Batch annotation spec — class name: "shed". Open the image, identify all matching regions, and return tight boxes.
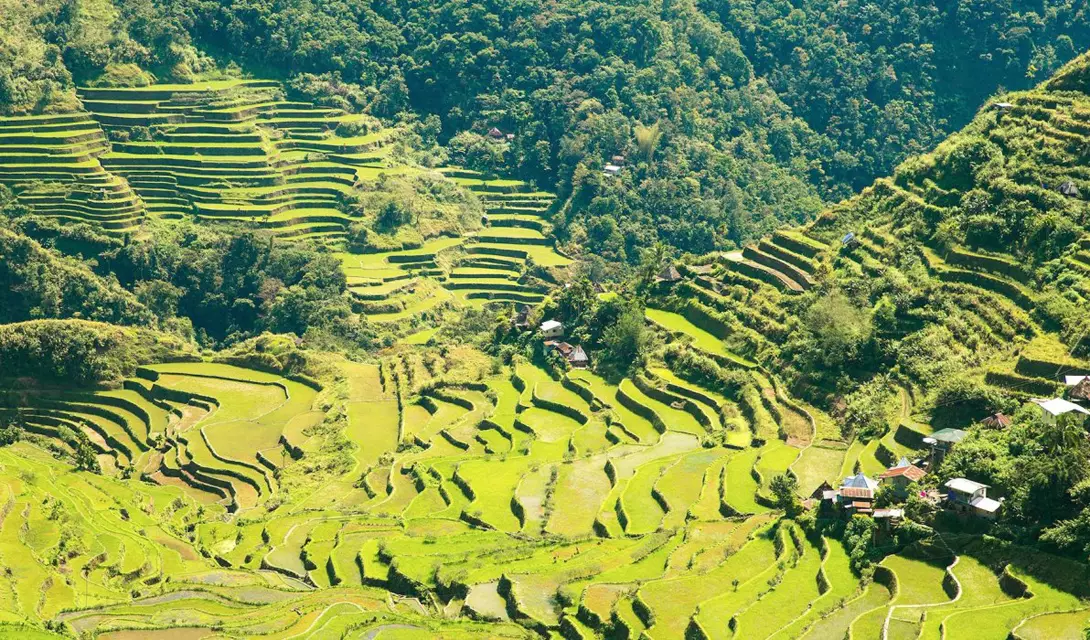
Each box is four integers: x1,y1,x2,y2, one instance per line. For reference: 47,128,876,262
568,345,589,368
513,304,532,330
1059,181,1080,198
1068,378,1090,403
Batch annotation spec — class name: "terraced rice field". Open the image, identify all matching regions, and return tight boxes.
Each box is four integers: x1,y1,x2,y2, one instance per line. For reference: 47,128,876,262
0,80,573,341
5,137,1090,637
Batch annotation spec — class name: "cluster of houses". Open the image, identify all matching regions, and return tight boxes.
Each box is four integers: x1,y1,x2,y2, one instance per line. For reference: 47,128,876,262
511,307,589,369
815,387,1090,526
603,155,626,176
487,127,515,142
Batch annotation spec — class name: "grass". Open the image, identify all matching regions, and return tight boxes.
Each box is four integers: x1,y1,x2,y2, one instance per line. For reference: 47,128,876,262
645,307,756,367
723,446,767,515
791,443,846,496
732,524,824,639
641,520,779,638
1016,608,1090,639
546,456,613,536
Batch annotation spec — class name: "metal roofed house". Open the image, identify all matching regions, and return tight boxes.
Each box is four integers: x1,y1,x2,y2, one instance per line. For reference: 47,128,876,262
1064,375,1088,386
1032,397,1090,425
944,478,1002,520
993,102,1013,111
603,163,622,176
879,458,926,498
980,412,1012,429
539,319,564,339
924,428,967,464
837,472,878,515
841,472,879,491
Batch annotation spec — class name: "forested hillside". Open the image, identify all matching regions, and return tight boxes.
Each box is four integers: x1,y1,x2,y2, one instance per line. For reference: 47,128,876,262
4,0,1090,257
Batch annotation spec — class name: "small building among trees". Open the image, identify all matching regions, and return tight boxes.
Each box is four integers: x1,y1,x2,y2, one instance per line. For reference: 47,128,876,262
944,478,1001,520
878,457,926,498
655,264,682,285
1031,397,1090,425
924,428,967,464
979,412,1012,429
1059,180,1081,198
1067,378,1090,404
512,305,532,330
539,319,564,339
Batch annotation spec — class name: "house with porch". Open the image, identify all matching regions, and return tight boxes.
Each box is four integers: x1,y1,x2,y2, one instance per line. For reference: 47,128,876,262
944,478,1001,520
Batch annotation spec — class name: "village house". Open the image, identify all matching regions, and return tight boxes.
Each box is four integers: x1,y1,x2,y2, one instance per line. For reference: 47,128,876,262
512,305,532,330
944,478,1002,520
487,127,506,141
1032,397,1090,426
539,319,564,339
924,428,966,464
611,154,626,165
655,264,682,285
545,341,590,369
568,345,589,369
836,472,878,515
980,412,1012,429
878,457,926,498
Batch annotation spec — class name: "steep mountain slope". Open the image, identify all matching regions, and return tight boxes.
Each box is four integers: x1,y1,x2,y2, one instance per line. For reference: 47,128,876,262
0,226,152,325
4,0,1090,256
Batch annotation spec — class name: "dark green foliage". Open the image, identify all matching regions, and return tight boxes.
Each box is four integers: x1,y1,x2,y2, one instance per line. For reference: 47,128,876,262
930,377,1008,431
0,320,194,386
598,302,650,378
788,291,874,376
709,0,1090,194
8,0,1084,259
0,227,153,326
99,222,353,346
769,473,800,515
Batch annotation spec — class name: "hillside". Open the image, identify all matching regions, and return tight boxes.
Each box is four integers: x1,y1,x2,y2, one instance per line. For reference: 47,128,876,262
5,0,1090,255
4,7,1090,640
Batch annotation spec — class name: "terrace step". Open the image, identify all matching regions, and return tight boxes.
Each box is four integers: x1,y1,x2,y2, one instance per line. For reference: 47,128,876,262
723,252,805,293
